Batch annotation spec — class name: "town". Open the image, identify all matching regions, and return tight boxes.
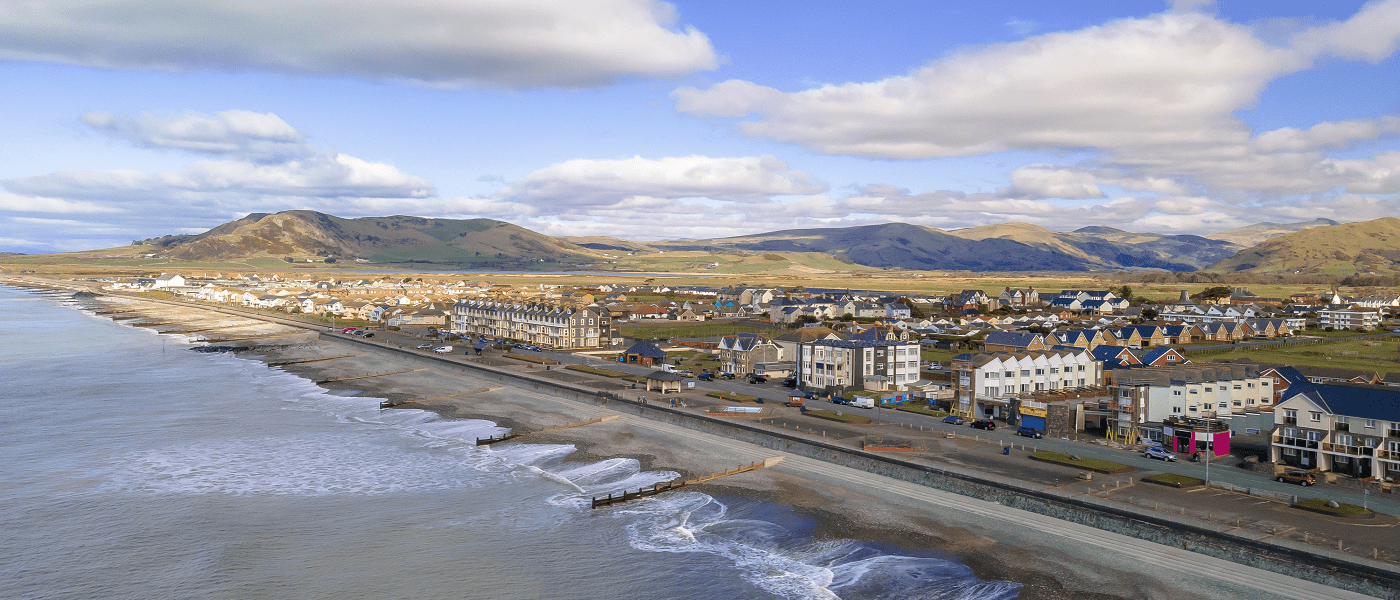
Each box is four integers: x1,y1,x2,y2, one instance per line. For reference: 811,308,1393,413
114,271,1400,489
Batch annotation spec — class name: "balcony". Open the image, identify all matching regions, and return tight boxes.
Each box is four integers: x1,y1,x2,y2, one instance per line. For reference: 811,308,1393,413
1320,442,1371,456
1334,422,1350,432
1272,434,1319,450
1378,449,1400,461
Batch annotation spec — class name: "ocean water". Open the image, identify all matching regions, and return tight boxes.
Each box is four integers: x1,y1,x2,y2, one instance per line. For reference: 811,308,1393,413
0,285,1020,600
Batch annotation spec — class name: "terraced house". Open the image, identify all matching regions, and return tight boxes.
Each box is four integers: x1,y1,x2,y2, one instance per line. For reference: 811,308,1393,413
796,339,922,395
1271,383,1400,481
950,350,1101,421
451,300,610,349
1111,363,1274,445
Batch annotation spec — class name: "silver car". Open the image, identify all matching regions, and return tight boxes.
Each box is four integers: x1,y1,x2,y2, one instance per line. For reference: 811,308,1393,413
1144,447,1177,462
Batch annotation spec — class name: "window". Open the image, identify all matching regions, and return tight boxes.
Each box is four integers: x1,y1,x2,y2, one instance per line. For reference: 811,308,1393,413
1189,406,1198,412
1205,387,1213,392
1173,390,1182,396
1035,368,1045,375
1234,384,1242,390
1078,365,1085,371
1189,389,1198,395
1172,406,1183,413
1021,370,1030,377
1310,412,1322,422
1365,419,1376,428
1218,402,1227,409
1248,399,1256,405
1338,434,1353,446
985,371,997,379
1262,381,1270,387
1004,385,1014,393
1050,367,1059,374
1005,371,1014,378
1247,382,1255,388
1284,409,1297,424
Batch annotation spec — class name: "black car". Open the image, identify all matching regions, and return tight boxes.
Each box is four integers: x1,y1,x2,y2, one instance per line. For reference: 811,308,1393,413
783,377,798,388
697,373,715,381
362,332,374,338
719,373,736,380
1015,426,1042,439
970,419,997,431
748,374,768,384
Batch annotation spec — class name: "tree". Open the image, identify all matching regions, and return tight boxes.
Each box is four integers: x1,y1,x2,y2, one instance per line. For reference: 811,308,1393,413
1141,307,1159,321
1118,285,1134,302
794,315,819,325
1192,286,1233,303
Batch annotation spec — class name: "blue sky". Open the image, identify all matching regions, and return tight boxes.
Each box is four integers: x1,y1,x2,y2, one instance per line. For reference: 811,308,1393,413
1,0,1399,253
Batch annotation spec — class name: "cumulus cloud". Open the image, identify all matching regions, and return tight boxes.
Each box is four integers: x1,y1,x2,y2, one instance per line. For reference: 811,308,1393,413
500,155,826,207
81,110,309,162
676,11,1298,158
1000,166,1104,199
0,0,716,88
675,1,1400,208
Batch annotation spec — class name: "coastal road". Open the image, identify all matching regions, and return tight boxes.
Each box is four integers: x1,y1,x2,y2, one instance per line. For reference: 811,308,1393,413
599,411,1383,600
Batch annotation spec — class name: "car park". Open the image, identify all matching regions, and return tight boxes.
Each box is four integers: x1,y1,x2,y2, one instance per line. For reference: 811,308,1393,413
1015,426,1043,439
941,415,964,425
970,419,996,430
1143,447,1177,461
1277,469,1316,486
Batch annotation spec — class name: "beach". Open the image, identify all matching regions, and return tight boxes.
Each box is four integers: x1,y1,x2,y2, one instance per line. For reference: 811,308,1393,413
8,280,1388,600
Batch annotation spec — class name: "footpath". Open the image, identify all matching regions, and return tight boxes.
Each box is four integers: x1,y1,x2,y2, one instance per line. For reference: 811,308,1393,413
8,278,1400,598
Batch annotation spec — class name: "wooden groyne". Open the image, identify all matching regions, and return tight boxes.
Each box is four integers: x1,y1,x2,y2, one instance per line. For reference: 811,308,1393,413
475,433,520,446
591,457,783,509
315,368,425,384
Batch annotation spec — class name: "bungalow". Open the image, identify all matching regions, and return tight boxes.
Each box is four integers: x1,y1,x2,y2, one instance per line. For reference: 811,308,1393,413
151,273,186,289
621,341,668,367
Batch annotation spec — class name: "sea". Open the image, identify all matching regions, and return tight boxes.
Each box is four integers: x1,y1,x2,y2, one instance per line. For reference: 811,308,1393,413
0,285,1021,600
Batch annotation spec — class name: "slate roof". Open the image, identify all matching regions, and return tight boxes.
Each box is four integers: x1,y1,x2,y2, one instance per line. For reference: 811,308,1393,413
623,341,668,359
645,371,690,382
1293,385,1400,421
1139,346,1186,365
983,331,1042,348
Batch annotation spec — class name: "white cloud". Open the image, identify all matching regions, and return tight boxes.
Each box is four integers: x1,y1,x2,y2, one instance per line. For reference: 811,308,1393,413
82,110,308,162
1253,116,1400,153
676,11,1298,158
0,192,122,214
0,0,717,88
1291,0,1400,62
1000,166,1104,199
500,155,826,207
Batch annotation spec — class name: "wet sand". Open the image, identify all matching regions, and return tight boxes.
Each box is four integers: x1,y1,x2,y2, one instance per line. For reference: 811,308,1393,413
15,285,1327,599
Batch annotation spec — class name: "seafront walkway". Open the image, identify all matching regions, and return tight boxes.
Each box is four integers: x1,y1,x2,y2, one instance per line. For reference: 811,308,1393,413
6,278,1399,598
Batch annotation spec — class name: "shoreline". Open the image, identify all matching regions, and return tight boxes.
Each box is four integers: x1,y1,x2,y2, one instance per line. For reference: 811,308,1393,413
8,280,1397,599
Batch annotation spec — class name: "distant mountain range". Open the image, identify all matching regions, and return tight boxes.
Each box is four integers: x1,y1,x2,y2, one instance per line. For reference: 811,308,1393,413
91,210,1395,274
135,210,590,268
1208,217,1400,274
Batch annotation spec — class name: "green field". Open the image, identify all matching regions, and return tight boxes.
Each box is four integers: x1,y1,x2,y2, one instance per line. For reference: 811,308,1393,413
1029,451,1132,474
618,321,789,339
1143,473,1204,488
806,410,873,424
1293,498,1372,516
1188,337,1400,374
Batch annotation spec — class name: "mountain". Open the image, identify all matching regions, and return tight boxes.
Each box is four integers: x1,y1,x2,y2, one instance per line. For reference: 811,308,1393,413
1208,217,1400,274
948,222,1242,271
646,222,1095,271
149,210,590,267
1205,218,1339,247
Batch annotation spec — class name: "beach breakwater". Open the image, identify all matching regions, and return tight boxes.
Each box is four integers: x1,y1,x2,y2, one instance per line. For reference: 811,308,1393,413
318,333,1400,599
12,283,1400,598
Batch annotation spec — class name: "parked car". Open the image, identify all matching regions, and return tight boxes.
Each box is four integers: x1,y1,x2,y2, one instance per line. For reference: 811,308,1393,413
1143,447,1177,462
1277,470,1316,486
1015,426,1043,439
942,415,965,425
362,333,374,338
719,373,736,380
748,374,768,384
697,373,715,381
783,377,798,388
342,328,358,333
416,343,433,349
832,396,850,406
970,419,997,430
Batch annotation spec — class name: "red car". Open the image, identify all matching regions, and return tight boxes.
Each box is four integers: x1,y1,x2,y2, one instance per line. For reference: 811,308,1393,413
341,327,358,333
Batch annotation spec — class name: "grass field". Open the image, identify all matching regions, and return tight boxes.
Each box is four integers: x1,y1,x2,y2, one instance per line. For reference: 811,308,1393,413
806,410,873,424
895,404,948,418
1143,473,1204,488
1293,498,1372,516
706,391,761,402
1190,337,1400,374
1029,451,1132,474
618,321,789,339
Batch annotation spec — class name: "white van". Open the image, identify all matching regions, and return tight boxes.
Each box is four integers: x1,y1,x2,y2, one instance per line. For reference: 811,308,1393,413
432,345,454,354
851,396,875,409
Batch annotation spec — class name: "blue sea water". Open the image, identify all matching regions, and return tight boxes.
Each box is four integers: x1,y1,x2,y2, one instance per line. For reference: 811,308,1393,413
0,285,1020,600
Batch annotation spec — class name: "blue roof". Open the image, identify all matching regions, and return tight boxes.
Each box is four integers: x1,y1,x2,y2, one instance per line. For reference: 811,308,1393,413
1295,385,1400,421
809,339,912,348
1139,347,1183,364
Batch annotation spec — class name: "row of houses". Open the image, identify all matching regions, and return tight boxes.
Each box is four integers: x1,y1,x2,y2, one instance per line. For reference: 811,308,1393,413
982,319,1295,354
449,300,612,350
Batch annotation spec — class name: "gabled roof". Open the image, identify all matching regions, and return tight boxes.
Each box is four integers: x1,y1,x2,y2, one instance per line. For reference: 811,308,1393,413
983,331,1043,348
1139,346,1187,365
1290,385,1400,421
622,341,667,359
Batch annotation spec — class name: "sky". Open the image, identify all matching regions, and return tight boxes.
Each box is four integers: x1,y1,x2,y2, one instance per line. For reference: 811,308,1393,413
2,0,1399,253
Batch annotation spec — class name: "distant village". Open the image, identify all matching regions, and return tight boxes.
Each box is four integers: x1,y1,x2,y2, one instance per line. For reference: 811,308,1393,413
101,272,1400,485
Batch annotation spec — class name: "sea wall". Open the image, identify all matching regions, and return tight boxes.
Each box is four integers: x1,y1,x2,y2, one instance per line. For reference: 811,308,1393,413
326,334,1400,599
15,285,1397,598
